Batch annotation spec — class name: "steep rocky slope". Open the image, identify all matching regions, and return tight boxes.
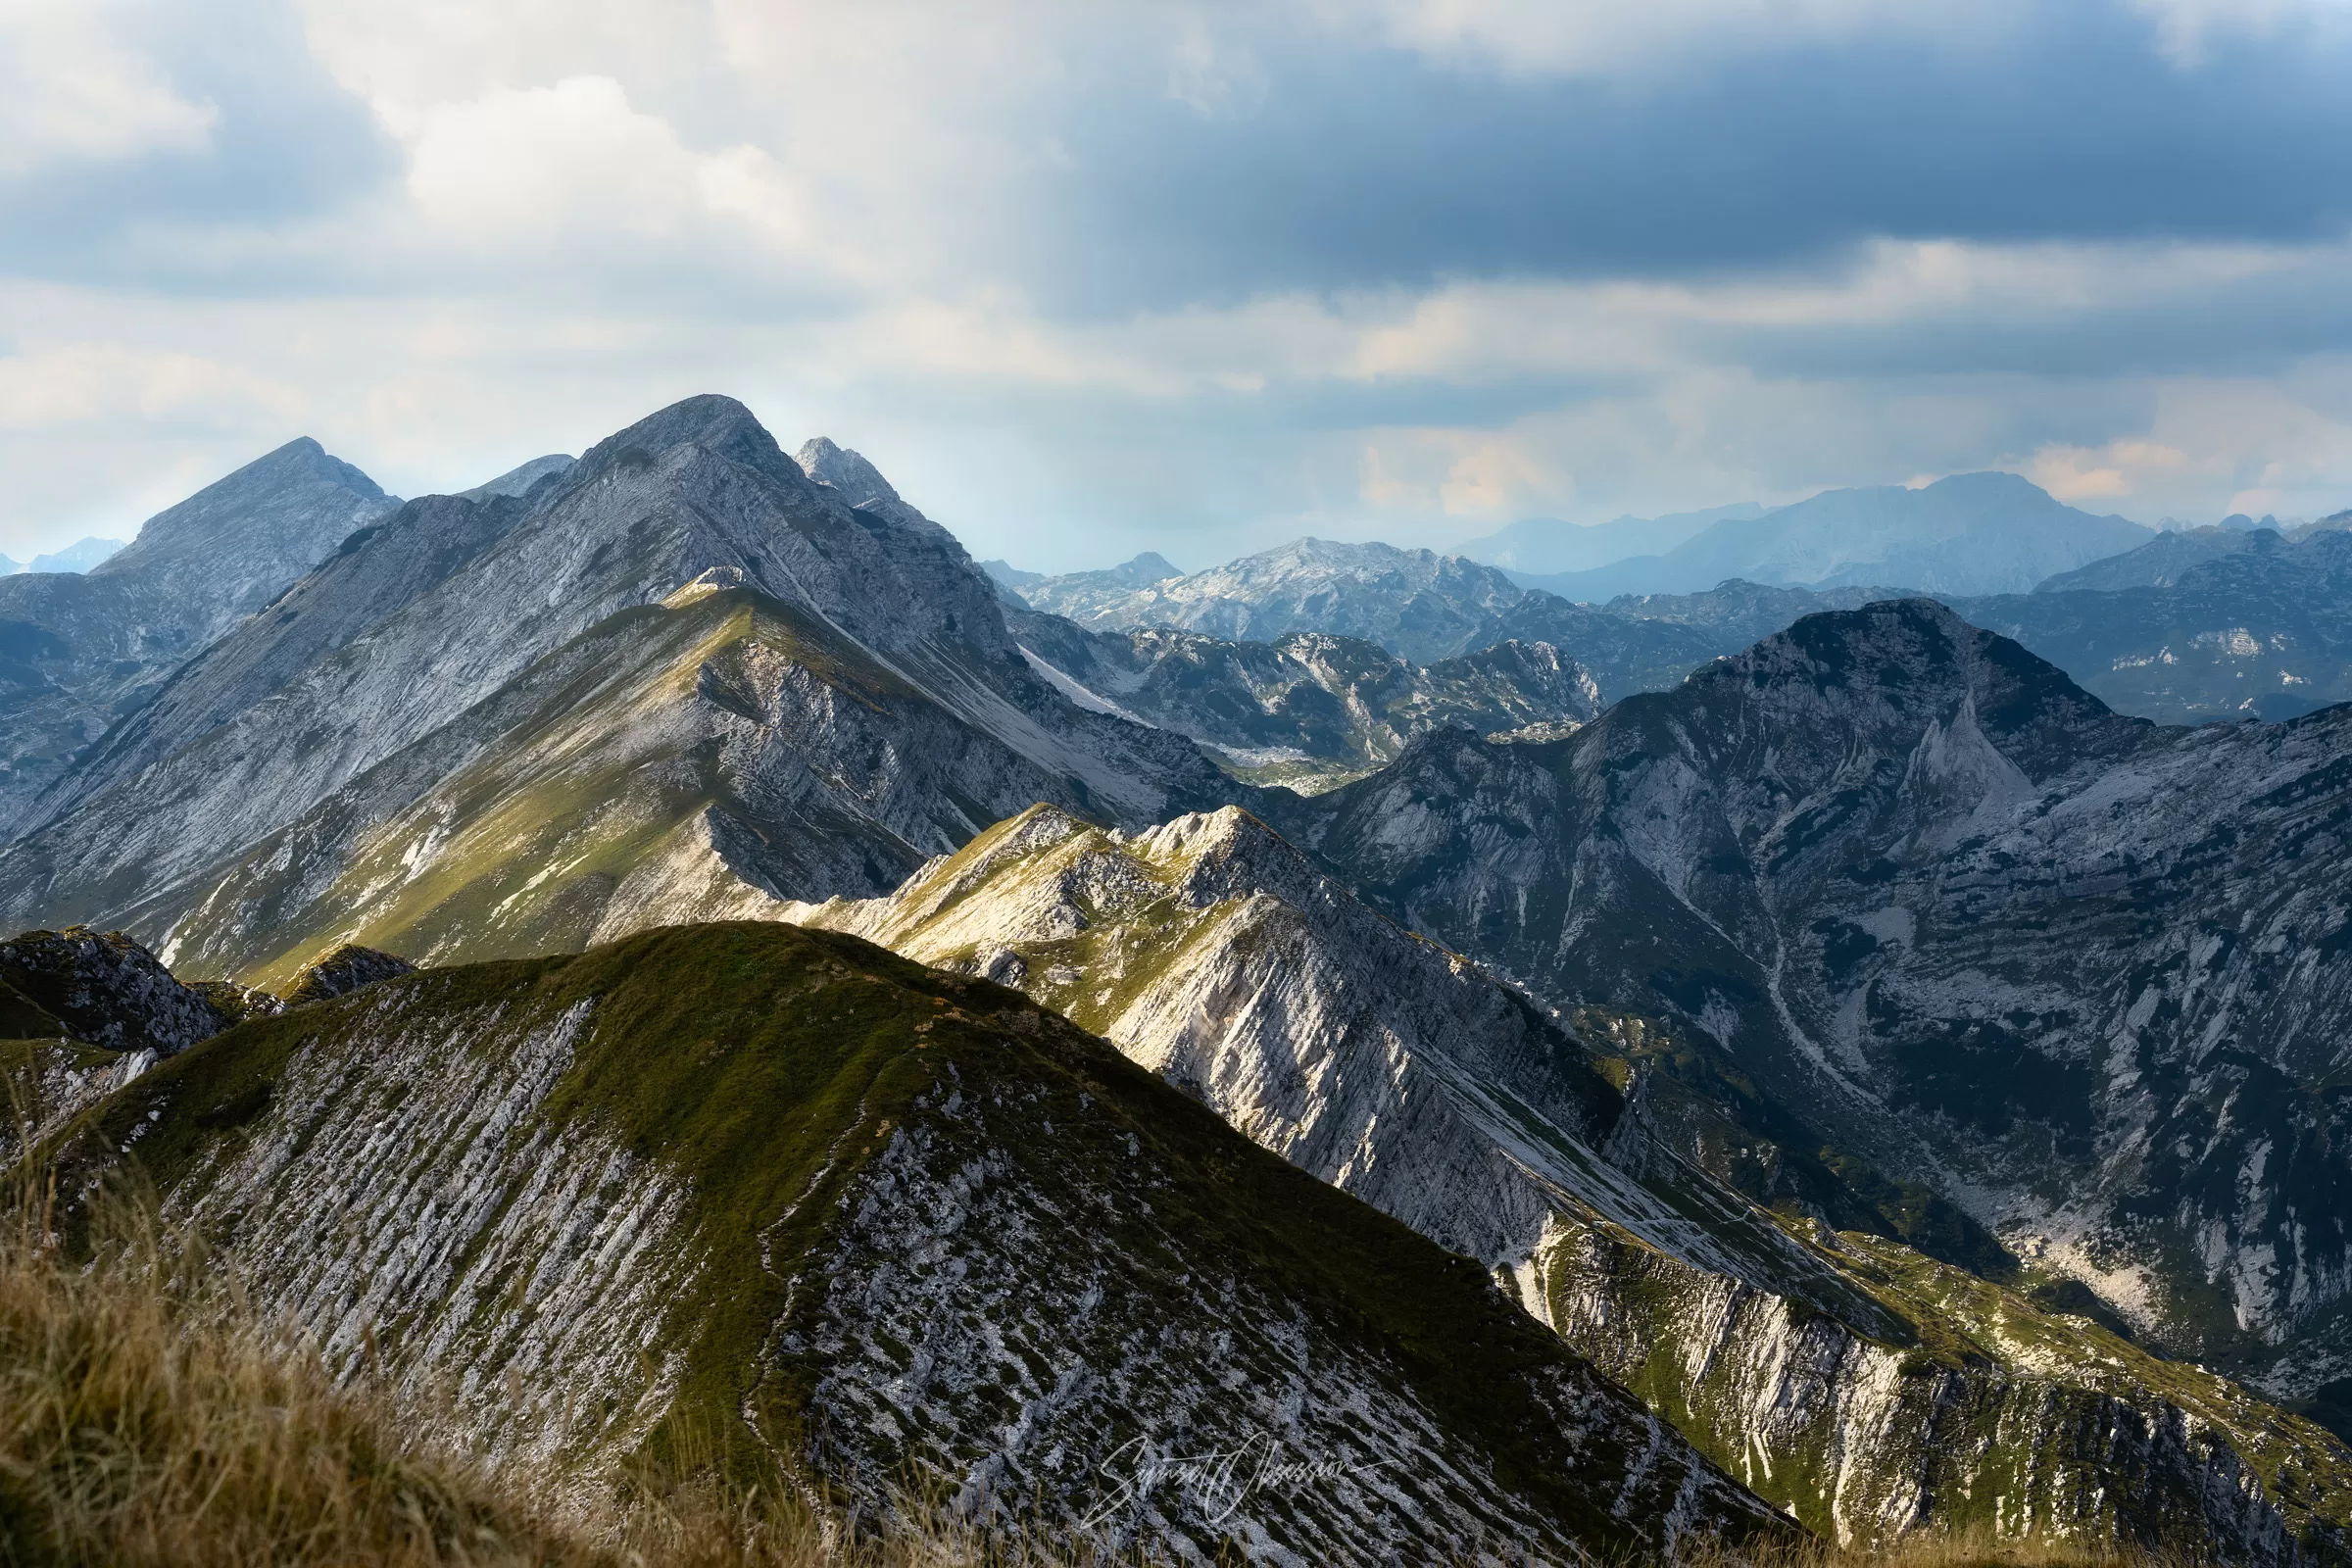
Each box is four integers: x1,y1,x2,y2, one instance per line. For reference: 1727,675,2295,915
0,398,1235,975
791,805,1875,1317
1019,538,1530,663
795,803,2352,1559
1005,609,1599,787
0,439,397,836
0,926,419,1155
1279,600,2352,1420
31,921,1786,1563
1532,1217,2352,1556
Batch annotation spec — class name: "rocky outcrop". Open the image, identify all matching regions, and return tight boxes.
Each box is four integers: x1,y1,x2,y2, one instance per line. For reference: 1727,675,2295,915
278,943,416,1006
37,921,1789,1563
0,926,226,1055
0,924,236,1156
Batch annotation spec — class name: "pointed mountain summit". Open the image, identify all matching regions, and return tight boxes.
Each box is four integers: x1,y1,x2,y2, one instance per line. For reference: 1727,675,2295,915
0,437,397,836
0,395,1235,981
93,436,389,593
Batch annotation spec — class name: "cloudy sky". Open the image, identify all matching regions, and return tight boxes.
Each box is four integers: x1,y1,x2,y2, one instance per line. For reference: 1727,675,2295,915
4,0,2352,569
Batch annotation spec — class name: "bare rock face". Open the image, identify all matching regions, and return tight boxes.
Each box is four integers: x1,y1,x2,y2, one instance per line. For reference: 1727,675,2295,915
278,943,416,1006
0,926,227,1055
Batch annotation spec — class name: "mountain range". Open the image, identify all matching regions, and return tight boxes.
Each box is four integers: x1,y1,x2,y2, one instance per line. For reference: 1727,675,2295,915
0,537,126,575
9,398,2352,1562
1457,502,1764,576
1491,472,2153,599
1269,600,2352,1438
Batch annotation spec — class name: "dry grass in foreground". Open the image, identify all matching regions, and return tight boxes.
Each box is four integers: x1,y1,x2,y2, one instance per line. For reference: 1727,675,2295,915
0,1186,2186,1568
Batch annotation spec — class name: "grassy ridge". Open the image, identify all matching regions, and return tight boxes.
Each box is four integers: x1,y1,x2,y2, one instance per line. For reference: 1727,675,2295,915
0,1197,2201,1568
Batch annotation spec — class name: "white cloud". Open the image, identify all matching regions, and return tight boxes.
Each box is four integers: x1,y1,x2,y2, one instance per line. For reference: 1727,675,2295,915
0,0,219,174
4,0,2352,568
2130,0,2340,65
1338,0,2004,75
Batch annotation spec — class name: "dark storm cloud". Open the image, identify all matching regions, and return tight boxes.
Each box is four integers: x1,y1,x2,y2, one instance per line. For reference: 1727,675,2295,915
1018,4,2352,314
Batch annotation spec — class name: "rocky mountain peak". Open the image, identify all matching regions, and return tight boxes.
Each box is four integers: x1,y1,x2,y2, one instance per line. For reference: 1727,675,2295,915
566,393,803,500
94,436,390,582
278,943,416,1007
794,435,901,508
0,925,226,1054
1673,597,2148,783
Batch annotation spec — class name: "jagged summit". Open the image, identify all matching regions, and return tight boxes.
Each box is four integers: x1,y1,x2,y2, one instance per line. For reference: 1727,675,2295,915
1636,597,2153,783
794,435,898,506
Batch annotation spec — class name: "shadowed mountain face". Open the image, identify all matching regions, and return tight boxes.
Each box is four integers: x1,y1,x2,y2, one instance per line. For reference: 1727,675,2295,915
0,439,397,837
0,396,1236,982
36,920,1789,1564
1276,600,2352,1418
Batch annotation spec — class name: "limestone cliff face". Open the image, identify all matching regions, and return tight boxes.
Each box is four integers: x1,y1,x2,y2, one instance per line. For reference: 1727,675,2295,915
40,922,1787,1564
1528,1219,2351,1561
